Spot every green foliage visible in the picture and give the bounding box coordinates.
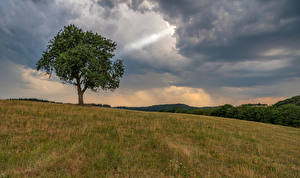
[116,96,300,128]
[273,104,300,127]
[273,95,300,107]
[157,97,300,127]
[188,108,215,115]
[36,24,124,104]
[211,104,236,118]
[199,104,300,127]
[207,104,300,127]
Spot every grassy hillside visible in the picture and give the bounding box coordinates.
[0,100,299,177]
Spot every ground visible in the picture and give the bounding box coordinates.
[0,100,299,177]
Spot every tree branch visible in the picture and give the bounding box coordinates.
[82,85,88,93]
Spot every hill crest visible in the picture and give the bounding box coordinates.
[273,95,300,107]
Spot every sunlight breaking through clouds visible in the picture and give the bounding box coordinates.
[123,26,175,52]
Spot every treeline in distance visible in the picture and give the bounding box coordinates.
[160,104,300,128]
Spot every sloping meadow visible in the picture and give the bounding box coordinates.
[0,100,299,177]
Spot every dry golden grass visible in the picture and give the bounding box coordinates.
[0,100,299,177]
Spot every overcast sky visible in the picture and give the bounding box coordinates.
[0,0,299,106]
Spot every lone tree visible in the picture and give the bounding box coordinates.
[36,24,124,105]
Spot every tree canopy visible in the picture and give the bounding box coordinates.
[36,24,124,105]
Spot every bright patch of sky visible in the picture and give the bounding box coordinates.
[123,25,175,52]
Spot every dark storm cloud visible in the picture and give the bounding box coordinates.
[122,54,179,76]
[124,0,300,90]
[96,0,148,11]
[180,26,300,62]
[27,0,49,4]
[95,0,300,90]
[150,0,300,57]
[176,55,300,87]
[0,0,73,67]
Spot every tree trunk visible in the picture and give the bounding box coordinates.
[76,77,85,105]
[78,92,84,105]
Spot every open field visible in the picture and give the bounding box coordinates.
[0,100,299,177]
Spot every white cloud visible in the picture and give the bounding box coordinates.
[218,59,291,72]
[262,48,300,57]
[56,1,189,70]
[123,26,175,52]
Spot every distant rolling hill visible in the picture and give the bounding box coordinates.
[273,95,300,107]
[115,103,212,112]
